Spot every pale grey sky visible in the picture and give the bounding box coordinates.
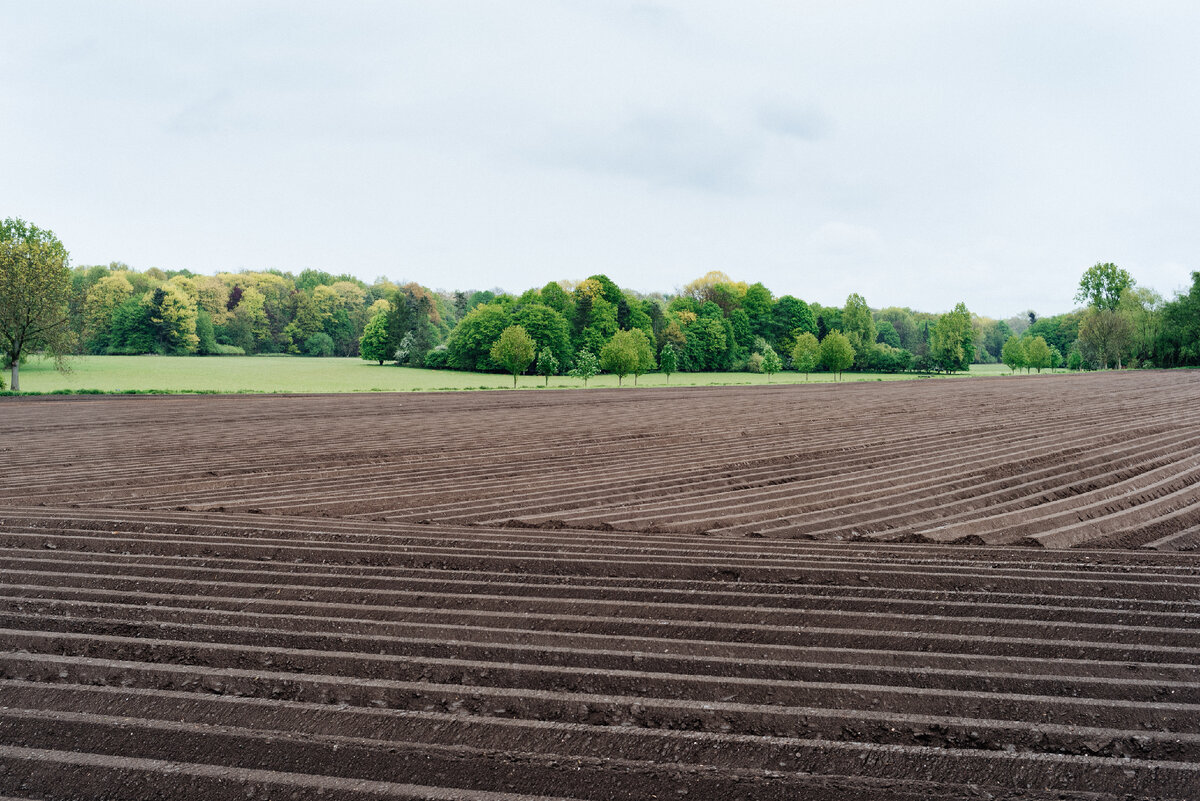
[4,2,1199,317]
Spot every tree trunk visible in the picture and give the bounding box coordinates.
[10,361,18,392]
[512,373,517,388]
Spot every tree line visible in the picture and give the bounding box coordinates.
[4,216,1200,390]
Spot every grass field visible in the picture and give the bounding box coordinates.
[10,355,1021,394]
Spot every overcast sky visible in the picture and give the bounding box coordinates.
[4,2,1199,317]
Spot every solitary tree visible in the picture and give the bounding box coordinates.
[0,218,72,391]
[819,331,854,381]
[568,349,600,386]
[600,329,640,386]
[659,341,677,383]
[791,332,820,380]
[1067,348,1083,371]
[761,345,782,382]
[490,324,536,387]
[359,311,391,364]
[536,346,558,386]
[1001,335,1027,374]
[1076,262,1133,311]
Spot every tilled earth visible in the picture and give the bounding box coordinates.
[1,371,1199,799]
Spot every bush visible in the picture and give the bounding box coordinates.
[863,343,912,373]
[745,352,764,373]
[423,346,451,369]
[303,332,335,357]
[213,344,245,355]
[911,353,935,373]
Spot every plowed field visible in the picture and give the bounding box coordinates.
[2,371,1199,800]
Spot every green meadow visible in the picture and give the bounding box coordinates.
[11,355,1018,395]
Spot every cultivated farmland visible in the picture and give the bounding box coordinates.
[1,371,1199,800]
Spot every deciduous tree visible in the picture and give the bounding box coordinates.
[791,332,820,380]
[819,331,854,380]
[1001,335,1027,374]
[1076,262,1133,311]
[146,284,200,354]
[659,342,677,383]
[304,332,335,356]
[841,293,876,359]
[83,273,134,352]
[490,324,536,387]
[761,345,781,382]
[1078,308,1133,369]
[1024,336,1051,373]
[0,218,72,390]
[359,311,392,365]
[630,328,656,385]
[447,303,511,371]
[568,349,599,386]
[515,303,572,372]
[600,329,641,386]
[536,346,558,386]
[930,302,973,373]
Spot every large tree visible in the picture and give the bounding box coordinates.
[1076,262,1133,311]
[1159,272,1200,367]
[447,303,511,371]
[1078,307,1133,369]
[841,293,876,358]
[770,295,816,354]
[929,302,973,373]
[359,310,392,364]
[83,273,134,353]
[514,303,573,372]
[0,219,72,390]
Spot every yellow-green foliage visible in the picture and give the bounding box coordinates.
[146,284,200,354]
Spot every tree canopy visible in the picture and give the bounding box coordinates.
[490,325,536,387]
[819,331,854,379]
[929,302,973,373]
[1076,262,1133,311]
[0,218,72,390]
[600,329,643,386]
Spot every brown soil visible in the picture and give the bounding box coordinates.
[2,372,1200,799]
